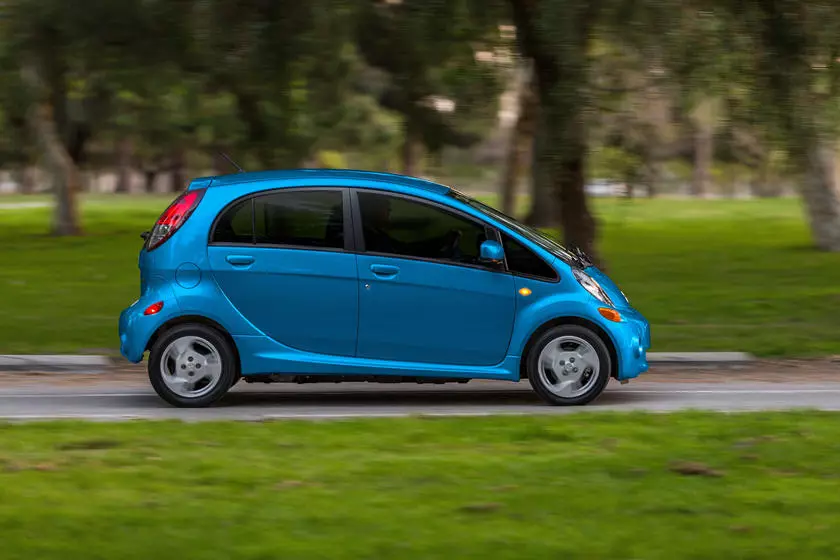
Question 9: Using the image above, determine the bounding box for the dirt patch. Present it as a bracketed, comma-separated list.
[640, 359, 840, 383]
[668, 461, 725, 477]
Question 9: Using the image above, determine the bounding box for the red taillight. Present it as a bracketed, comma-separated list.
[146, 189, 206, 251]
[144, 301, 164, 315]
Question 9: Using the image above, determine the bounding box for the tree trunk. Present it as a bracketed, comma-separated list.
[115, 137, 134, 194]
[401, 119, 422, 177]
[748, 172, 762, 197]
[801, 140, 840, 251]
[524, 105, 556, 227]
[726, 169, 736, 198]
[555, 121, 600, 267]
[16, 167, 36, 194]
[144, 169, 158, 193]
[171, 147, 187, 192]
[646, 161, 660, 198]
[500, 68, 538, 216]
[509, 0, 600, 264]
[20, 62, 81, 236]
[765, 180, 783, 198]
[691, 126, 712, 197]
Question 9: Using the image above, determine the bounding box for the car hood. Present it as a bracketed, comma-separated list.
[584, 266, 631, 309]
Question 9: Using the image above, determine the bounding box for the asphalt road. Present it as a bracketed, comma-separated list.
[1, 378, 839, 421]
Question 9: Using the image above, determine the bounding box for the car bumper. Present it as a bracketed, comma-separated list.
[118, 291, 180, 363]
[610, 307, 651, 381]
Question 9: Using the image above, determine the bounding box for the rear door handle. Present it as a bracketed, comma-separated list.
[226, 255, 255, 266]
[370, 264, 400, 277]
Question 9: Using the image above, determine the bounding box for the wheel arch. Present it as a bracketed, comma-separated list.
[518, 316, 619, 380]
[145, 314, 241, 372]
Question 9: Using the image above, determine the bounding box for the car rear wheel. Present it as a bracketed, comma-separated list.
[148, 324, 238, 408]
[526, 324, 611, 406]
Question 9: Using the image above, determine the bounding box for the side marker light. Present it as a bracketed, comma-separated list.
[144, 301, 164, 316]
[598, 307, 621, 322]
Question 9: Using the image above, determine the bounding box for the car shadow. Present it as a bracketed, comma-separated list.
[208, 383, 650, 409]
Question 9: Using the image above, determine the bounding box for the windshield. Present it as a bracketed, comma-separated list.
[448, 190, 583, 267]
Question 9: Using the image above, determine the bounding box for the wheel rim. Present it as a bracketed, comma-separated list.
[159, 336, 223, 398]
[536, 335, 601, 398]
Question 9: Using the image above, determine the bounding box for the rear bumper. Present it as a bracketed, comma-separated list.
[610, 308, 651, 380]
[118, 291, 181, 363]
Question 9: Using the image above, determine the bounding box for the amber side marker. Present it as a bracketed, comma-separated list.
[518, 287, 532, 296]
[598, 307, 621, 322]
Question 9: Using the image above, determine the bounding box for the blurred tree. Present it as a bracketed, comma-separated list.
[743, 0, 840, 250]
[499, 63, 537, 215]
[178, 0, 360, 170]
[355, 0, 508, 177]
[2, 0, 191, 233]
[509, 0, 608, 263]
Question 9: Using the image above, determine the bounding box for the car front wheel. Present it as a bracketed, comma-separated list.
[148, 324, 238, 408]
[526, 324, 612, 406]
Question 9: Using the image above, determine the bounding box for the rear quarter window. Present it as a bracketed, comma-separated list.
[211, 199, 252, 244]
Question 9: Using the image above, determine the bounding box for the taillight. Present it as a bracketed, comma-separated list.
[146, 189, 206, 251]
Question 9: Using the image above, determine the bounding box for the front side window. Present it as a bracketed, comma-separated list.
[502, 233, 558, 281]
[357, 191, 489, 265]
[448, 190, 583, 268]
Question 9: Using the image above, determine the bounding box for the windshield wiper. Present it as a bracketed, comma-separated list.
[572, 246, 594, 268]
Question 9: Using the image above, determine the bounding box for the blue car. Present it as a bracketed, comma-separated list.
[119, 169, 650, 408]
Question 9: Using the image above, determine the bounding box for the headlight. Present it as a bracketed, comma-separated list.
[573, 268, 614, 306]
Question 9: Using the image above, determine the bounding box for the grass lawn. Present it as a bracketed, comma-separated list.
[1, 412, 839, 559]
[0, 193, 838, 356]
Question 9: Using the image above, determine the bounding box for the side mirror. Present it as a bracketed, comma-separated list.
[479, 239, 505, 264]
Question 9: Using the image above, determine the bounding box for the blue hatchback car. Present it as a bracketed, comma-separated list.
[119, 169, 650, 408]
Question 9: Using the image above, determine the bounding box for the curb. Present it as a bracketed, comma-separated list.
[647, 352, 755, 365]
[0, 352, 755, 374]
[0, 355, 112, 373]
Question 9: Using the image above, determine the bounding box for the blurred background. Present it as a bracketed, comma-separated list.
[0, 0, 838, 358]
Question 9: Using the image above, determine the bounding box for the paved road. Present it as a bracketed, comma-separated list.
[0, 378, 839, 421]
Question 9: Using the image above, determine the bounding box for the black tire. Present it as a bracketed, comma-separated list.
[526, 324, 612, 406]
[148, 323, 238, 408]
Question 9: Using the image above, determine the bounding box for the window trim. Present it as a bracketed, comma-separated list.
[349, 188, 507, 274]
[208, 186, 354, 252]
[207, 184, 559, 282]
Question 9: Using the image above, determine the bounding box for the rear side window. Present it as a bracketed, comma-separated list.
[211, 189, 345, 249]
[211, 199, 252, 244]
[502, 234, 558, 281]
[254, 190, 344, 249]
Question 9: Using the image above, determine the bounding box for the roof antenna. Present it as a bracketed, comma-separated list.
[219, 151, 245, 173]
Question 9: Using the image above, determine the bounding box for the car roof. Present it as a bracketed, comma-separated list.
[193, 169, 452, 196]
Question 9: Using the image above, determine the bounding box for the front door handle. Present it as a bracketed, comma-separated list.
[370, 264, 400, 277]
[226, 255, 255, 266]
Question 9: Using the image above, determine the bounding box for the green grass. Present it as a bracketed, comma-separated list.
[0, 194, 838, 356]
[1, 412, 839, 559]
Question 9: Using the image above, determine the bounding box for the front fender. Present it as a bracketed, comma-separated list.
[508, 275, 649, 380]
[509, 281, 618, 357]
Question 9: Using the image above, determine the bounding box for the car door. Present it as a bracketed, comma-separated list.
[353, 189, 516, 367]
[207, 187, 358, 357]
